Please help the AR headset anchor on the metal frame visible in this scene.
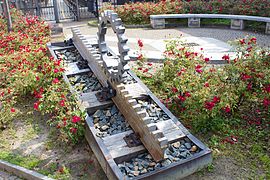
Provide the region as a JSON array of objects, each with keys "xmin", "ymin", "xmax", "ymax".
[{"xmin": 47, "ymin": 39, "xmax": 212, "ymax": 180}]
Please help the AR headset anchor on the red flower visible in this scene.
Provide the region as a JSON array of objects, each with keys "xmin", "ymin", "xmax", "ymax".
[
  {"xmin": 223, "ymin": 136, "xmax": 238, "ymax": 144},
  {"xmin": 147, "ymin": 63, "xmax": 152, "ymax": 66},
  {"xmin": 143, "ymin": 68, "xmax": 148, "ymax": 73},
  {"xmin": 171, "ymin": 87, "xmax": 178, "ymax": 93},
  {"xmin": 34, "ymin": 101, "xmax": 40, "ymax": 110},
  {"xmin": 263, "ymin": 98, "xmax": 270, "ymax": 107},
  {"xmin": 205, "ymin": 101, "xmax": 215, "ymax": 110},
  {"xmin": 137, "ymin": 67, "xmax": 142, "ymax": 70},
  {"xmin": 54, "ymin": 60, "xmax": 61, "ymax": 66},
  {"xmin": 39, "ymin": 87, "xmax": 44, "ymax": 93},
  {"xmin": 36, "ymin": 76, "xmax": 40, "ymax": 81},
  {"xmin": 212, "ymin": 96, "xmax": 220, "ymax": 103},
  {"xmin": 250, "ymin": 37, "xmax": 257, "ymax": 44},
  {"xmin": 137, "ymin": 54, "xmax": 143, "ymax": 60},
  {"xmin": 204, "ymin": 57, "xmax": 210, "ymax": 62},
  {"xmin": 178, "ymin": 95, "xmax": 186, "ymax": 102},
  {"xmin": 264, "ymin": 84, "xmax": 270, "ymax": 93},
  {"xmin": 241, "ymin": 74, "xmax": 252, "ymax": 81},
  {"xmin": 222, "ymin": 54, "xmax": 230, "ymax": 62},
  {"xmin": 72, "ymin": 116, "xmax": 81, "ymax": 123},
  {"xmin": 246, "ymin": 46, "xmax": 252, "ymax": 52},
  {"xmin": 204, "ymin": 82, "xmax": 209, "ymax": 87},
  {"xmin": 138, "ymin": 39, "xmax": 143, "ymax": 48},
  {"xmin": 185, "ymin": 91, "xmax": 191, "ymax": 97},
  {"xmin": 219, "ymin": 6, "xmax": 223, "ymax": 12},
  {"xmin": 54, "ymin": 68, "xmax": 59, "ymax": 73},
  {"xmin": 195, "ymin": 64, "xmax": 202, "ymax": 69},
  {"xmin": 224, "ymin": 106, "xmax": 231, "ymax": 113},
  {"xmin": 247, "ymin": 82, "xmax": 252, "ymax": 90},
  {"xmin": 59, "ymin": 100, "xmax": 65, "ymax": 107},
  {"xmin": 10, "ymin": 108, "xmax": 16, "ymax": 113},
  {"xmin": 70, "ymin": 127, "xmax": 77, "ymax": 134},
  {"xmin": 52, "ymin": 78, "xmax": 60, "ymax": 84},
  {"xmin": 195, "ymin": 64, "xmax": 203, "ymax": 73},
  {"xmin": 196, "ymin": 68, "xmax": 202, "ymax": 73},
  {"xmin": 35, "ymin": 93, "xmax": 43, "ymax": 99},
  {"xmin": 239, "ymin": 39, "xmax": 245, "ymax": 45}
]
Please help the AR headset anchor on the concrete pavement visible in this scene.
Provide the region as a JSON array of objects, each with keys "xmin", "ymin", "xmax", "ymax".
[{"xmin": 61, "ymin": 20, "xmax": 270, "ymax": 61}]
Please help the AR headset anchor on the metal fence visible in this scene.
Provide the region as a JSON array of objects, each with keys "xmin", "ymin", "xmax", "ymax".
[
  {"xmin": 1, "ymin": 0, "xmax": 154, "ymax": 22},
  {"xmin": 15, "ymin": 0, "xmax": 96, "ymax": 22}
]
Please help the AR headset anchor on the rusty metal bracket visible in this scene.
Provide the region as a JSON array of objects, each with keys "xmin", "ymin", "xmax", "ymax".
[
  {"xmin": 124, "ymin": 133, "xmax": 142, "ymax": 147},
  {"xmin": 64, "ymin": 38, "xmax": 73, "ymax": 46},
  {"xmin": 95, "ymin": 87, "xmax": 116, "ymax": 102},
  {"xmin": 95, "ymin": 81, "xmax": 116, "ymax": 102}
]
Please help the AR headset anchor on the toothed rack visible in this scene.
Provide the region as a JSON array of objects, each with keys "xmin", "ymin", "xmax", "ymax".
[{"xmin": 72, "ymin": 10, "xmax": 168, "ymax": 161}]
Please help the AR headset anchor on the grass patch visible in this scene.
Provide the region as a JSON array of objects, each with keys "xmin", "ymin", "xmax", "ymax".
[
  {"xmin": 22, "ymin": 125, "xmax": 40, "ymax": 141},
  {"xmin": 88, "ymin": 20, "xmax": 99, "ymax": 27},
  {"xmin": 166, "ymin": 18, "xmax": 188, "ymax": 27},
  {"xmin": 0, "ymin": 151, "xmax": 42, "ymax": 170},
  {"xmin": 201, "ymin": 18, "xmax": 231, "ymax": 26},
  {"xmin": 245, "ymin": 21, "xmax": 265, "ymax": 32}
]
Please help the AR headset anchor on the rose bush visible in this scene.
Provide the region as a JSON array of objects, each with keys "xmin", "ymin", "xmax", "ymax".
[
  {"xmin": 102, "ymin": 0, "xmax": 270, "ymax": 24},
  {"xmin": 137, "ymin": 36, "xmax": 269, "ymax": 133},
  {"xmin": 0, "ymin": 8, "xmax": 84, "ymax": 143}
]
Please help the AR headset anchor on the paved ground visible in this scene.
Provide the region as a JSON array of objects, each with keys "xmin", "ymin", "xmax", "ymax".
[
  {"xmin": 62, "ymin": 20, "xmax": 270, "ymax": 47},
  {"xmin": 62, "ymin": 20, "xmax": 270, "ymax": 61}
]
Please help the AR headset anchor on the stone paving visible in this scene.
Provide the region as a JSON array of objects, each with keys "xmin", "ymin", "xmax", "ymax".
[
  {"xmin": 62, "ymin": 20, "xmax": 270, "ymax": 61},
  {"xmin": 62, "ymin": 20, "xmax": 270, "ymax": 47},
  {"xmin": 0, "ymin": 171, "xmax": 22, "ymax": 180}
]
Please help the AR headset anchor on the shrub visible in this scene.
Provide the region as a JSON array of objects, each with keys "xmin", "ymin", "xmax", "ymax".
[
  {"xmin": 137, "ymin": 36, "xmax": 270, "ymax": 133},
  {"xmin": 102, "ymin": 0, "xmax": 270, "ymax": 24},
  {"xmin": 0, "ymin": 8, "xmax": 84, "ymax": 143}
]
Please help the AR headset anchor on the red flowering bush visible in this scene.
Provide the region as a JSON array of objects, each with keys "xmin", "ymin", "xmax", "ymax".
[
  {"xmin": 102, "ymin": 0, "xmax": 270, "ymax": 24},
  {"xmin": 232, "ymin": 0, "xmax": 270, "ymax": 17},
  {"xmin": 101, "ymin": 0, "xmax": 184, "ymax": 24},
  {"xmin": 0, "ymin": 8, "xmax": 84, "ymax": 143},
  {"xmin": 143, "ymin": 37, "xmax": 269, "ymax": 132}
]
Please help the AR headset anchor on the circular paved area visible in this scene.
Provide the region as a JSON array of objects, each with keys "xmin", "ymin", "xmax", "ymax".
[
  {"xmin": 125, "ymin": 27, "xmax": 270, "ymax": 47},
  {"xmin": 63, "ymin": 21, "xmax": 270, "ymax": 48}
]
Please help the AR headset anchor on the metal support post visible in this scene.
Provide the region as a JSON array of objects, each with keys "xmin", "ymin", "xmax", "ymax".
[
  {"xmin": 76, "ymin": 0, "xmax": 80, "ymax": 21},
  {"xmin": 95, "ymin": 0, "xmax": 99, "ymax": 19},
  {"xmin": 35, "ymin": 0, "xmax": 41, "ymax": 16},
  {"xmin": 3, "ymin": 0, "xmax": 12, "ymax": 32},
  {"xmin": 53, "ymin": 0, "xmax": 60, "ymax": 23}
]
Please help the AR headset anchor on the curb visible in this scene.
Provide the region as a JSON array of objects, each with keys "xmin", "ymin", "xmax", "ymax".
[
  {"xmin": 88, "ymin": 21, "xmax": 151, "ymax": 29},
  {"xmin": 124, "ymin": 24, "xmax": 151, "ymax": 28},
  {"xmin": 0, "ymin": 160, "xmax": 54, "ymax": 180}
]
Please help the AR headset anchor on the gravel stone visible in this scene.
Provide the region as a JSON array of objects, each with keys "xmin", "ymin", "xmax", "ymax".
[
  {"xmin": 68, "ymin": 72, "xmax": 102, "ymax": 93},
  {"xmin": 91, "ymin": 105, "xmax": 130, "ymax": 138},
  {"xmin": 55, "ymin": 48, "xmax": 89, "ymax": 69},
  {"xmin": 118, "ymin": 138, "xmax": 200, "ymax": 177},
  {"xmin": 184, "ymin": 142, "xmax": 192, "ymax": 149},
  {"xmin": 137, "ymin": 99, "xmax": 170, "ymax": 123}
]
